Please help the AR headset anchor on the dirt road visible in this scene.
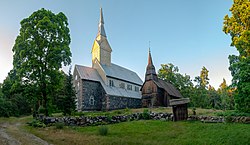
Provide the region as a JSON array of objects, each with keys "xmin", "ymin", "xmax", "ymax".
[{"xmin": 0, "ymin": 119, "xmax": 49, "ymax": 145}]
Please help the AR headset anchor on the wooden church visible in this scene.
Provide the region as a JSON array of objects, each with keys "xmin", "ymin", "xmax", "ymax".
[{"xmin": 141, "ymin": 50, "xmax": 183, "ymax": 107}]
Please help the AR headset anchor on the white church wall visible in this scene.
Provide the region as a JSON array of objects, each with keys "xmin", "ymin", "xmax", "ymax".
[{"xmin": 107, "ymin": 77, "xmax": 141, "ymax": 93}]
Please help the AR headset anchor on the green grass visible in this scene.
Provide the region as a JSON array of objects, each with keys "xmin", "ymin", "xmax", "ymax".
[
  {"xmin": 71, "ymin": 107, "xmax": 223, "ymax": 118},
  {"xmin": 73, "ymin": 120, "xmax": 250, "ymax": 145},
  {"xmin": 2, "ymin": 108, "xmax": 248, "ymax": 145},
  {"xmin": 26, "ymin": 120, "xmax": 250, "ymax": 145}
]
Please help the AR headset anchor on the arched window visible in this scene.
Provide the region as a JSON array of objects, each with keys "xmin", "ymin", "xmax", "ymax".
[{"xmin": 89, "ymin": 95, "xmax": 95, "ymax": 105}]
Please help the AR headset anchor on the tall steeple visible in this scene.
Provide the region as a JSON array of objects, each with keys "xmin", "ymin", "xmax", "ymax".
[
  {"xmin": 145, "ymin": 48, "xmax": 158, "ymax": 81},
  {"xmin": 92, "ymin": 8, "xmax": 112, "ymax": 67},
  {"xmin": 98, "ymin": 7, "xmax": 106, "ymax": 37}
]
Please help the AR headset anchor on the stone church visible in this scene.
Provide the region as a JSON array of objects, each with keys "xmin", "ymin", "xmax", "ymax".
[
  {"xmin": 141, "ymin": 50, "xmax": 183, "ymax": 107},
  {"xmin": 73, "ymin": 8, "xmax": 143, "ymax": 111}
]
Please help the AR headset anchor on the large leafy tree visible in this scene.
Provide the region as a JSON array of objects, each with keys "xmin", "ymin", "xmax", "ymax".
[
  {"xmin": 158, "ymin": 63, "xmax": 194, "ymax": 101},
  {"xmin": 223, "ymin": 0, "xmax": 250, "ymax": 113},
  {"xmin": 12, "ymin": 8, "xmax": 71, "ymax": 116}
]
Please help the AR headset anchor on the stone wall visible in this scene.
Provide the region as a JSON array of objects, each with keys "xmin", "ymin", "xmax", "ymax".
[
  {"xmin": 187, "ymin": 115, "xmax": 250, "ymax": 123},
  {"xmin": 106, "ymin": 95, "xmax": 141, "ymax": 110},
  {"xmin": 37, "ymin": 114, "xmax": 250, "ymax": 127},
  {"xmin": 82, "ymin": 80, "xmax": 105, "ymax": 111},
  {"xmin": 39, "ymin": 112, "xmax": 173, "ymax": 127}
]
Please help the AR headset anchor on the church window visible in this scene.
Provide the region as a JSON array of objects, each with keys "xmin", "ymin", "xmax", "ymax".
[
  {"xmin": 109, "ymin": 80, "xmax": 114, "ymax": 87},
  {"xmin": 147, "ymin": 86, "xmax": 152, "ymax": 93},
  {"xmin": 135, "ymin": 86, "xmax": 139, "ymax": 92},
  {"xmin": 119, "ymin": 83, "xmax": 125, "ymax": 89},
  {"xmin": 75, "ymin": 75, "xmax": 78, "ymax": 80},
  {"xmin": 127, "ymin": 84, "xmax": 132, "ymax": 90},
  {"xmin": 89, "ymin": 95, "xmax": 95, "ymax": 105}
]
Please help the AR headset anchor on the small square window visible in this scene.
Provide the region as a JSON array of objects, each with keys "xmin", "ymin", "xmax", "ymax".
[
  {"xmin": 127, "ymin": 84, "xmax": 132, "ymax": 90},
  {"xmin": 135, "ymin": 86, "xmax": 139, "ymax": 92},
  {"xmin": 119, "ymin": 83, "xmax": 125, "ymax": 89},
  {"xmin": 109, "ymin": 80, "xmax": 114, "ymax": 87}
]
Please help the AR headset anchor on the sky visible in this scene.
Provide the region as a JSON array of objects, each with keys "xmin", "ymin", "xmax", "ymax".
[{"xmin": 0, "ymin": 0, "xmax": 237, "ymax": 89}]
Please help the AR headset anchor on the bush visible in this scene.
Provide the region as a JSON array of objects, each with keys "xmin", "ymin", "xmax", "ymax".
[
  {"xmin": 99, "ymin": 125, "xmax": 108, "ymax": 136},
  {"xmin": 38, "ymin": 106, "xmax": 46, "ymax": 114},
  {"xmin": 55, "ymin": 122, "xmax": 64, "ymax": 129},
  {"xmin": 142, "ymin": 109, "xmax": 150, "ymax": 120},
  {"xmin": 225, "ymin": 116, "xmax": 233, "ymax": 123},
  {"xmin": 73, "ymin": 111, "xmax": 85, "ymax": 117},
  {"xmin": 216, "ymin": 110, "xmax": 250, "ymax": 117},
  {"xmin": 27, "ymin": 120, "xmax": 46, "ymax": 128}
]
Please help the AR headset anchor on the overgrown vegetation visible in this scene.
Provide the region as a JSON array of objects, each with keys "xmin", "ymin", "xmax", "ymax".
[
  {"xmin": 55, "ymin": 122, "xmax": 64, "ymax": 129},
  {"xmin": 98, "ymin": 125, "xmax": 108, "ymax": 136},
  {"xmin": 27, "ymin": 120, "xmax": 46, "ymax": 128}
]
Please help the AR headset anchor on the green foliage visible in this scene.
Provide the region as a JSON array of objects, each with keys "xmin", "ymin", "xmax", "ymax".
[
  {"xmin": 0, "ymin": 97, "xmax": 15, "ymax": 117},
  {"xmin": 61, "ymin": 67, "xmax": 76, "ymax": 116},
  {"xmin": 194, "ymin": 66, "xmax": 209, "ymax": 89},
  {"xmin": 38, "ymin": 106, "xmax": 46, "ymax": 114},
  {"xmin": 27, "ymin": 120, "xmax": 46, "ymax": 128},
  {"xmin": 55, "ymin": 122, "xmax": 64, "ymax": 129},
  {"xmin": 224, "ymin": 116, "xmax": 233, "ymax": 123},
  {"xmin": 158, "ymin": 63, "xmax": 194, "ymax": 99},
  {"xmin": 141, "ymin": 109, "xmax": 150, "ymax": 120},
  {"xmin": 98, "ymin": 125, "xmax": 108, "ymax": 136},
  {"xmin": 158, "ymin": 63, "xmax": 235, "ymax": 110},
  {"xmin": 216, "ymin": 110, "xmax": 250, "ymax": 117},
  {"xmin": 12, "ymin": 8, "xmax": 72, "ymax": 116},
  {"xmin": 223, "ymin": 0, "xmax": 250, "ymax": 113}
]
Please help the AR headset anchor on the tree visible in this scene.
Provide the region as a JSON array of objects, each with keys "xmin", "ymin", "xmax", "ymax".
[
  {"xmin": 208, "ymin": 85, "xmax": 221, "ymax": 109},
  {"xmin": 62, "ymin": 67, "xmax": 76, "ymax": 115},
  {"xmin": 223, "ymin": 0, "xmax": 250, "ymax": 113},
  {"xmin": 12, "ymin": 8, "xmax": 71, "ymax": 116},
  {"xmin": 218, "ymin": 79, "xmax": 235, "ymax": 110},
  {"xmin": 158, "ymin": 63, "xmax": 179, "ymax": 87},
  {"xmin": 158, "ymin": 63, "xmax": 196, "ymax": 107},
  {"xmin": 194, "ymin": 66, "xmax": 209, "ymax": 89},
  {"xmin": 193, "ymin": 67, "xmax": 210, "ymax": 108}
]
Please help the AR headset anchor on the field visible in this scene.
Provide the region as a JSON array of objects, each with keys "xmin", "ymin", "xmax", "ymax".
[{"xmin": 1, "ymin": 108, "xmax": 250, "ymax": 145}]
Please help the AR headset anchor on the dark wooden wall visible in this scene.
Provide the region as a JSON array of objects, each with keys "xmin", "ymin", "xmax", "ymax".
[
  {"xmin": 141, "ymin": 80, "xmax": 170, "ymax": 107},
  {"xmin": 172, "ymin": 104, "xmax": 188, "ymax": 121}
]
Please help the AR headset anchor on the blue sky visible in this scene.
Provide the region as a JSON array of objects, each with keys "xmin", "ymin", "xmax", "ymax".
[{"xmin": 0, "ymin": 0, "xmax": 237, "ymax": 88}]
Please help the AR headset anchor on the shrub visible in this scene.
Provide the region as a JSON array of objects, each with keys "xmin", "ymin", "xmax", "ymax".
[
  {"xmin": 55, "ymin": 122, "xmax": 64, "ymax": 129},
  {"xmin": 99, "ymin": 125, "xmax": 108, "ymax": 136},
  {"xmin": 38, "ymin": 106, "xmax": 46, "ymax": 114},
  {"xmin": 73, "ymin": 112, "xmax": 85, "ymax": 117},
  {"xmin": 27, "ymin": 120, "xmax": 46, "ymax": 128},
  {"xmin": 225, "ymin": 116, "xmax": 233, "ymax": 123},
  {"xmin": 216, "ymin": 110, "xmax": 250, "ymax": 117},
  {"xmin": 142, "ymin": 109, "xmax": 150, "ymax": 120}
]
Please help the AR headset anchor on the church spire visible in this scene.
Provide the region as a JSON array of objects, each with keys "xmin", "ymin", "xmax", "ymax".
[
  {"xmin": 145, "ymin": 48, "xmax": 158, "ymax": 81},
  {"xmin": 98, "ymin": 7, "xmax": 106, "ymax": 37}
]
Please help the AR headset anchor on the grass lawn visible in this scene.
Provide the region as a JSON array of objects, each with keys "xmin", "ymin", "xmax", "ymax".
[
  {"xmin": 26, "ymin": 120, "xmax": 250, "ymax": 145},
  {"xmin": 53, "ymin": 107, "xmax": 224, "ymax": 118}
]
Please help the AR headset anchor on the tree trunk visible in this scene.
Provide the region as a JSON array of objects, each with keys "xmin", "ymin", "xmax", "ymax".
[{"xmin": 42, "ymin": 83, "xmax": 49, "ymax": 116}]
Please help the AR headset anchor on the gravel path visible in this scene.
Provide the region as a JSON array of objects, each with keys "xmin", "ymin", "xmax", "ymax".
[{"xmin": 0, "ymin": 122, "xmax": 49, "ymax": 145}]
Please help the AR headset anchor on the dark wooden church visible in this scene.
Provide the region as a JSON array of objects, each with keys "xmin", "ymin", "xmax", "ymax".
[{"xmin": 141, "ymin": 50, "xmax": 183, "ymax": 107}]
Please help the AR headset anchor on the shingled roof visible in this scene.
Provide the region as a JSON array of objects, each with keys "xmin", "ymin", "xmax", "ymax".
[
  {"xmin": 154, "ymin": 79, "xmax": 182, "ymax": 98},
  {"xmin": 101, "ymin": 63, "xmax": 143, "ymax": 85},
  {"xmin": 75, "ymin": 65, "xmax": 142, "ymax": 99}
]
